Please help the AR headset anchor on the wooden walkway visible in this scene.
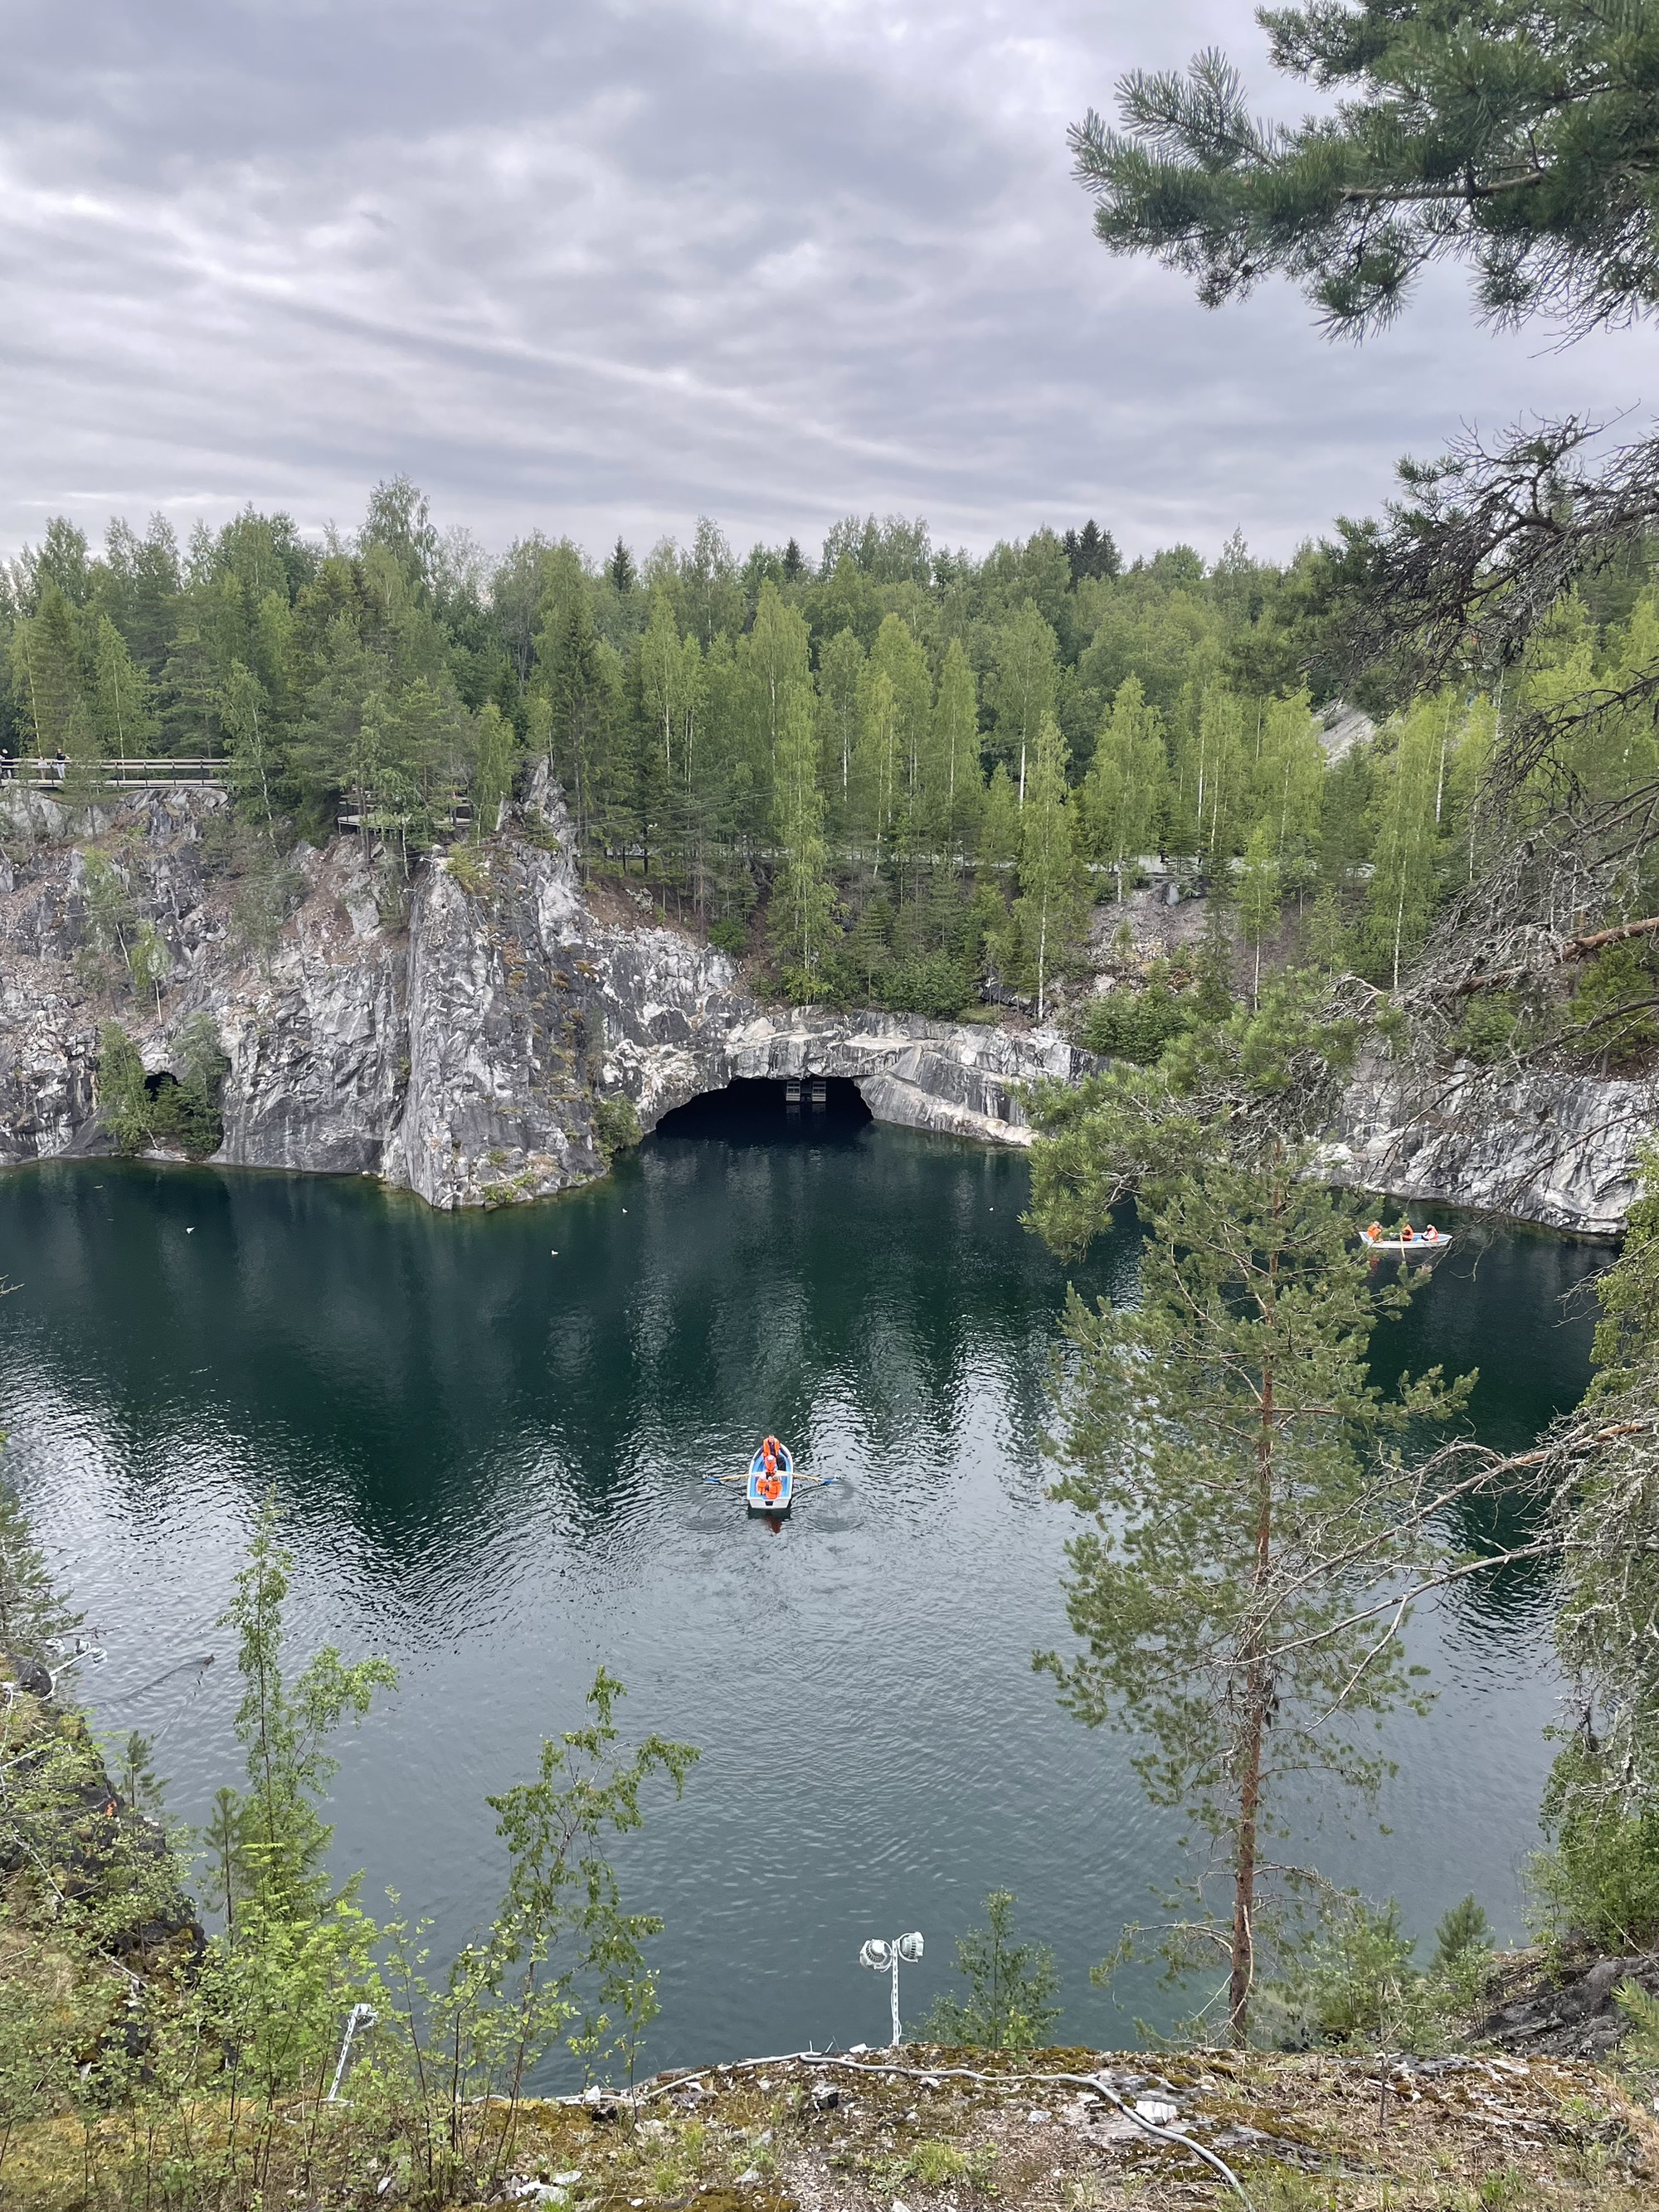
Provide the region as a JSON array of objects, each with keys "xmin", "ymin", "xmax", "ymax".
[
  {"xmin": 0, "ymin": 761, "xmax": 474, "ymax": 837},
  {"xmin": 0, "ymin": 757, "xmax": 223, "ymax": 789}
]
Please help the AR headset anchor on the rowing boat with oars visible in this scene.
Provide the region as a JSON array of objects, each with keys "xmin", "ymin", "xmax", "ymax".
[
  {"xmin": 704, "ymin": 1437, "xmax": 840, "ymax": 1517},
  {"xmin": 1360, "ymin": 1223, "xmax": 1449, "ymax": 1255}
]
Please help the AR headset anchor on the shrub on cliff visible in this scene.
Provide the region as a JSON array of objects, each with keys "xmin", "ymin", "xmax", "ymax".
[
  {"xmin": 1533, "ymin": 1145, "xmax": 1659, "ymax": 1951},
  {"xmin": 1256, "ymin": 1892, "xmax": 1496, "ymax": 2054},
  {"xmin": 167, "ymin": 1014, "xmax": 231, "ymax": 1158},
  {"xmin": 0, "ymin": 1473, "xmax": 80, "ymax": 1661},
  {"xmin": 923, "ymin": 1889, "xmax": 1060, "ymax": 2051},
  {"xmin": 1076, "ymin": 972, "xmax": 1194, "ymax": 1063},
  {"xmin": 95, "ymin": 1019, "xmax": 153, "ymax": 1153},
  {"xmin": 95, "ymin": 1014, "xmax": 228, "ymax": 1160},
  {"xmin": 592, "ymin": 1092, "xmax": 643, "ymax": 1160},
  {"xmin": 1532, "ymin": 1741, "xmax": 1659, "ymax": 1952}
]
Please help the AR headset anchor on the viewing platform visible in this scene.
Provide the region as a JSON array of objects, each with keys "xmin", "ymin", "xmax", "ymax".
[{"xmin": 0, "ymin": 762, "xmax": 472, "ymax": 838}]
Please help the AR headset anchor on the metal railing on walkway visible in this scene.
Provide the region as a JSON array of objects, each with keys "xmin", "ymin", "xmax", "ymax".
[{"xmin": 0, "ymin": 757, "xmax": 225, "ymax": 789}]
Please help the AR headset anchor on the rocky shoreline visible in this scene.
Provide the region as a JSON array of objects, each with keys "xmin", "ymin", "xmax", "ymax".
[{"xmin": 1, "ymin": 779, "xmax": 1652, "ymax": 1234}]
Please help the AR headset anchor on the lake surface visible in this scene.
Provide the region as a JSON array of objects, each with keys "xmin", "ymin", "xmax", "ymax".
[{"xmin": 0, "ymin": 1086, "xmax": 1605, "ymax": 2066}]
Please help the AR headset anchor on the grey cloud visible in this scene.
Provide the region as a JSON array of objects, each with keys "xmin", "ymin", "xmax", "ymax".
[{"xmin": 0, "ymin": 0, "xmax": 1650, "ymax": 565}]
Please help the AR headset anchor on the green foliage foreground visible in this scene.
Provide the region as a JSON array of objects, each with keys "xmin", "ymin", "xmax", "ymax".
[
  {"xmin": 1071, "ymin": 0, "xmax": 1659, "ymax": 341},
  {"xmin": 0, "ymin": 1493, "xmax": 698, "ymax": 2210}
]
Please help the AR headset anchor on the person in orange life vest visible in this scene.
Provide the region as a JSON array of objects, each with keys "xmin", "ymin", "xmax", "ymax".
[
  {"xmin": 1400, "ymin": 1223, "xmax": 1415, "ymax": 1243},
  {"xmin": 757, "ymin": 1435, "xmax": 784, "ymax": 1502}
]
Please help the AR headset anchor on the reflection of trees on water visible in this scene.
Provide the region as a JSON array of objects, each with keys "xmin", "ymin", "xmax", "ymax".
[
  {"xmin": 0, "ymin": 1157, "xmax": 1596, "ymax": 1650},
  {"xmin": 1367, "ymin": 1219, "xmax": 1601, "ymax": 1641},
  {"xmin": 0, "ymin": 1134, "xmax": 1120, "ymax": 1608}
]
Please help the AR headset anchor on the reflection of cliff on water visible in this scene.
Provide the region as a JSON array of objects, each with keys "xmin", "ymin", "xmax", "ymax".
[
  {"xmin": 1368, "ymin": 1218, "xmax": 1602, "ymax": 1637},
  {"xmin": 0, "ymin": 1155, "xmax": 1600, "ymax": 1627},
  {"xmin": 0, "ymin": 1130, "xmax": 1124, "ymax": 1599}
]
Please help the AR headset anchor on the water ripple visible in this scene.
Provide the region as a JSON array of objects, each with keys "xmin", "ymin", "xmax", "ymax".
[{"xmin": 0, "ymin": 1142, "xmax": 1601, "ymax": 2067}]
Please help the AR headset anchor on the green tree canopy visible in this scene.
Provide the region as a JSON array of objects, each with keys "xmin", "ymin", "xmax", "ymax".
[
  {"xmin": 1070, "ymin": 2, "xmax": 1659, "ymax": 339},
  {"xmin": 1030, "ymin": 987, "xmax": 1471, "ymax": 2036}
]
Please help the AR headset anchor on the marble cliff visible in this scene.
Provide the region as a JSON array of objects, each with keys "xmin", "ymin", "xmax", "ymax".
[{"xmin": 0, "ymin": 779, "xmax": 1651, "ymax": 1232}]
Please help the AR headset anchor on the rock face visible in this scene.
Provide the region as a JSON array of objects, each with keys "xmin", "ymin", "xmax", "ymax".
[
  {"xmin": 2, "ymin": 780, "xmax": 1653, "ymax": 1232},
  {"xmin": 1325, "ymin": 1057, "xmax": 1657, "ymax": 1238},
  {"xmin": 0, "ymin": 780, "xmax": 1084, "ymax": 1211},
  {"xmin": 1482, "ymin": 1947, "xmax": 1659, "ymax": 2060}
]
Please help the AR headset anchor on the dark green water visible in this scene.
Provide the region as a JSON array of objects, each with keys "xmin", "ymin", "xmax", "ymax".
[{"xmin": 0, "ymin": 1089, "xmax": 1603, "ymax": 2063}]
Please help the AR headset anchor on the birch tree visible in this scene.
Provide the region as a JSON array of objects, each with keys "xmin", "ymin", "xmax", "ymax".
[
  {"xmin": 637, "ymin": 591, "xmax": 699, "ymax": 788},
  {"xmin": 221, "ymin": 660, "xmax": 280, "ymax": 832},
  {"xmin": 816, "ymin": 626, "xmax": 865, "ymax": 829},
  {"xmin": 1365, "ymin": 701, "xmax": 1443, "ymax": 990},
  {"xmin": 853, "ymin": 665, "xmax": 900, "ymax": 871},
  {"xmin": 1251, "ymin": 693, "xmax": 1325, "ymax": 863},
  {"xmin": 1082, "ymin": 674, "xmax": 1163, "ymax": 898},
  {"xmin": 771, "ymin": 682, "xmax": 834, "ymax": 975},
  {"xmin": 91, "ymin": 614, "xmax": 159, "ymax": 759},
  {"xmin": 932, "ymin": 636, "xmax": 984, "ymax": 868},
  {"xmin": 1014, "ymin": 713, "xmax": 1087, "ymax": 1022},
  {"xmin": 1238, "ymin": 820, "xmax": 1282, "ymax": 1006},
  {"xmin": 988, "ymin": 599, "xmax": 1058, "ymax": 805}
]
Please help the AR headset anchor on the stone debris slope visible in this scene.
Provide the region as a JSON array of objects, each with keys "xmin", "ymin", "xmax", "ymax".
[{"xmin": 451, "ymin": 2045, "xmax": 1659, "ymax": 2212}]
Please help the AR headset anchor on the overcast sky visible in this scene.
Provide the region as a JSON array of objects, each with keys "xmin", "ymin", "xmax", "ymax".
[{"xmin": 2, "ymin": 0, "xmax": 1651, "ymax": 571}]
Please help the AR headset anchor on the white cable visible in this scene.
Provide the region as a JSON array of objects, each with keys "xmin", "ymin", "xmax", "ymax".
[{"xmin": 640, "ymin": 2052, "xmax": 1255, "ymax": 2210}]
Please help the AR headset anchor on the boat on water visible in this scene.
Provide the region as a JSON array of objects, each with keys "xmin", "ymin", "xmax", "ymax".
[
  {"xmin": 705, "ymin": 1436, "xmax": 839, "ymax": 1518},
  {"xmin": 1360, "ymin": 1221, "xmax": 1448, "ymax": 1254},
  {"xmin": 745, "ymin": 1440, "xmax": 794, "ymax": 1514}
]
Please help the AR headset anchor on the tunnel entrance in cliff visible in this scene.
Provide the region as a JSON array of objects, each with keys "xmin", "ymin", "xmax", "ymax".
[{"xmin": 651, "ymin": 1077, "xmax": 873, "ymax": 1140}]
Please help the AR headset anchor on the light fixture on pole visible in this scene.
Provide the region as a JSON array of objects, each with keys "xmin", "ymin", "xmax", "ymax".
[
  {"xmin": 858, "ymin": 1930, "xmax": 922, "ymax": 2046},
  {"xmin": 328, "ymin": 2003, "xmax": 377, "ymax": 2102}
]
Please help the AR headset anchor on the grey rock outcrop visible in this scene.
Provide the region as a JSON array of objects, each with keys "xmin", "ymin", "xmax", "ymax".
[
  {"xmin": 0, "ymin": 781, "xmax": 1083, "ymax": 1210},
  {"xmin": 3, "ymin": 780, "xmax": 1655, "ymax": 1232},
  {"xmin": 1326, "ymin": 1056, "xmax": 1656, "ymax": 1237},
  {"xmin": 1482, "ymin": 1947, "xmax": 1659, "ymax": 2059}
]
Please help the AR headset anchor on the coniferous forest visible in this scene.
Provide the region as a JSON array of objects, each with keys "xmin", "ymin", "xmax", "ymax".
[{"xmin": 7, "ymin": 486, "xmax": 1659, "ymax": 1053}]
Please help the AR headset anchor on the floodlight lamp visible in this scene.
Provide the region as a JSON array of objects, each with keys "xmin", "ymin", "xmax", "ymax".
[{"xmin": 858, "ymin": 1928, "xmax": 923, "ymax": 2045}]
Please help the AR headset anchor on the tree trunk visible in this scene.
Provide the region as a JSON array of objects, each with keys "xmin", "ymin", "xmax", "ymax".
[{"xmin": 1229, "ymin": 1359, "xmax": 1275, "ymax": 2039}]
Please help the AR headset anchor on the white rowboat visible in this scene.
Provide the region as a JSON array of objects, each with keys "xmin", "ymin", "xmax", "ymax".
[
  {"xmin": 1360, "ymin": 1226, "xmax": 1448, "ymax": 1254},
  {"xmin": 705, "ymin": 1439, "xmax": 841, "ymax": 1516}
]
